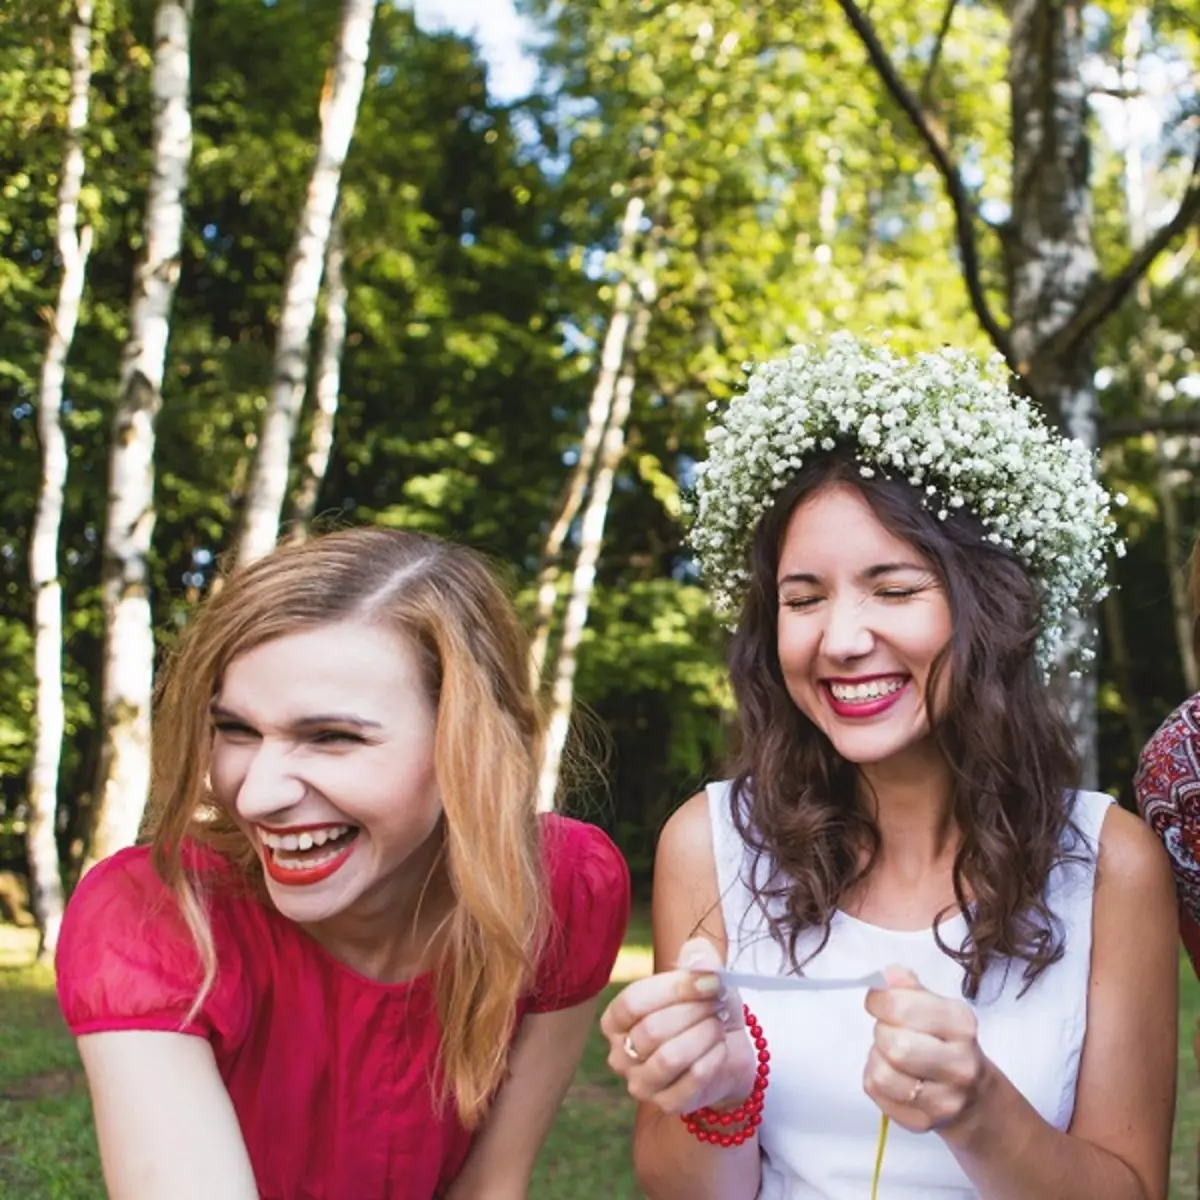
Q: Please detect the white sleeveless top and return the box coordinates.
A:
[707,781,1111,1200]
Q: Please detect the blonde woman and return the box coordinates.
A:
[56,528,630,1200]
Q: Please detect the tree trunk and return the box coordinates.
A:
[91,0,193,864]
[528,195,645,690]
[238,0,375,566]
[538,297,653,811]
[28,0,94,949]
[1120,9,1198,693]
[1007,0,1102,784]
[839,0,1200,786]
[289,210,347,539]
[1101,589,1145,767]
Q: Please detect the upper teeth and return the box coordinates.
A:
[260,824,351,852]
[829,680,904,702]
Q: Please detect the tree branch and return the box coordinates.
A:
[834,0,1017,373]
[1102,409,1200,441]
[919,0,959,108]
[1040,152,1200,366]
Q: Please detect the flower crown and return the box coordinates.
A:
[689,334,1124,671]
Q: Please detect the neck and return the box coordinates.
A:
[857,737,958,875]
[302,829,453,983]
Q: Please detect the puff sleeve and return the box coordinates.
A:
[1135,695,1200,973]
[55,845,245,1042]
[527,815,631,1012]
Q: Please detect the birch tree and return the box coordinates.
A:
[91,0,193,862]
[28,0,93,948]
[1120,9,1198,692]
[238,0,376,565]
[835,0,1200,783]
[538,291,653,810]
[528,194,645,689]
[290,210,347,539]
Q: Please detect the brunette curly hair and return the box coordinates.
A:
[725,452,1085,998]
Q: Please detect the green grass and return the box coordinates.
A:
[2,922,1197,1199]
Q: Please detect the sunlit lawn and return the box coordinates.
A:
[2,913,1197,1198]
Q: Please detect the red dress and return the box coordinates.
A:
[56,814,630,1199]
[1135,693,1200,973]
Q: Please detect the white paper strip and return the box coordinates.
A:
[713,969,887,992]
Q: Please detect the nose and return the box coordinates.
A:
[820,595,874,662]
[234,740,307,824]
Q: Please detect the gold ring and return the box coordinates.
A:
[908,1078,925,1104]
[623,1033,642,1062]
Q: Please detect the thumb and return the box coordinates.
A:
[676,938,745,1033]
[883,963,921,990]
[677,937,724,972]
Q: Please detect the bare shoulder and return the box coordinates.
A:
[656,790,717,874]
[652,790,726,963]
[1092,802,1177,956]
[1095,802,1175,902]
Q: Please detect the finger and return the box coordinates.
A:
[873,1022,978,1088]
[863,1045,927,1112]
[627,1013,728,1104]
[601,968,724,1039]
[863,962,921,1016]
[864,984,977,1042]
[676,938,750,1031]
[883,963,921,989]
[644,1024,734,1115]
[625,999,730,1062]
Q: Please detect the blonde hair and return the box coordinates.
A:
[142,528,547,1127]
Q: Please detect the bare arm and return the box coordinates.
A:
[619,792,762,1200]
[77,1031,259,1200]
[940,806,1178,1198]
[446,998,599,1199]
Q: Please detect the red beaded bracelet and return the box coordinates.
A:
[680,1003,770,1147]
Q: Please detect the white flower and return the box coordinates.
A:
[688,334,1123,673]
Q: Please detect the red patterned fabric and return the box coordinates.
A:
[56,815,630,1199]
[1135,693,1200,976]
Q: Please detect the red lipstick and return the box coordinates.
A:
[822,677,910,719]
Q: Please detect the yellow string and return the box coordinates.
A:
[870,1114,890,1200]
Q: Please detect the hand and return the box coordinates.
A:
[863,964,989,1134]
[600,937,758,1115]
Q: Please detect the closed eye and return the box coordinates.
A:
[781,596,822,610]
[877,587,920,600]
[309,730,367,746]
[212,720,259,739]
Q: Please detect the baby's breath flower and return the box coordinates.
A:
[688,334,1123,672]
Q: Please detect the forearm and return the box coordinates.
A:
[943,1064,1152,1200]
[633,1105,761,1200]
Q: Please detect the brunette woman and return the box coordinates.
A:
[602,337,1175,1199]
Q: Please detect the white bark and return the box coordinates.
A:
[92,0,192,863]
[28,0,94,950]
[290,212,347,538]
[1007,0,1102,783]
[1121,10,1198,692]
[538,296,653,811]
[238,0,375,565]
[528,195,645,690]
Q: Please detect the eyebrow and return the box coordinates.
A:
[777,562,930,587]
[208,703,383,730]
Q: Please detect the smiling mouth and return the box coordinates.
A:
[825,678,907,704]
[258,824,361,883]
